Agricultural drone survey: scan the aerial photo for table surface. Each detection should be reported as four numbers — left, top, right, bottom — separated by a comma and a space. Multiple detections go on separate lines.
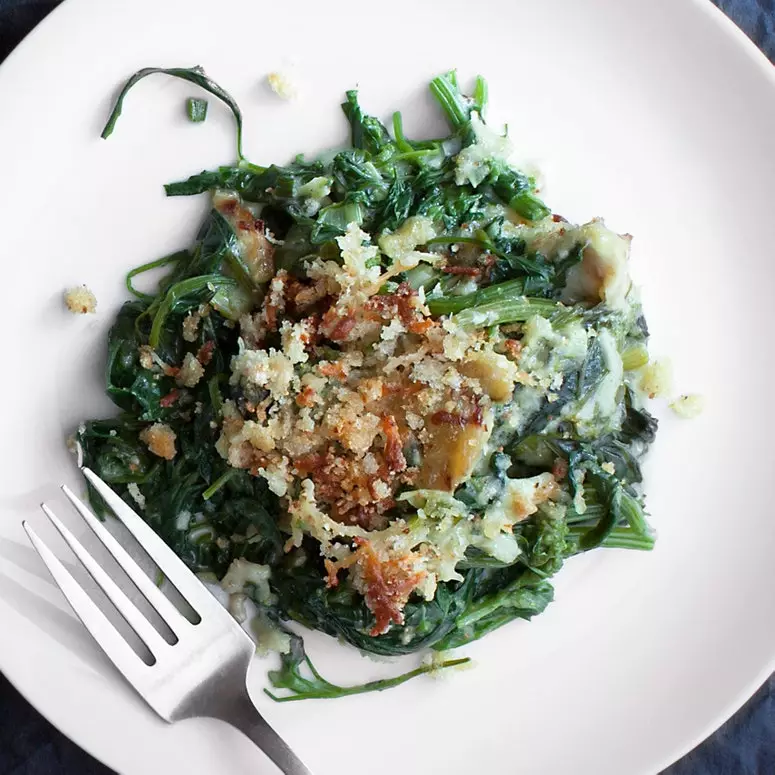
0, 1, 773, 773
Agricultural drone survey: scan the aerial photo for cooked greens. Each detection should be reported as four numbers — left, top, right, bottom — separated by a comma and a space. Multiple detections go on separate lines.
78, 67, 659, 700
186, 97, 208, 123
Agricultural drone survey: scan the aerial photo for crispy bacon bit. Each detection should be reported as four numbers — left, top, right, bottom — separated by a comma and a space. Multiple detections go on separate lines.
552, 457, 569, 480
286, 276, 326, 313
482, 253, 498, 281
162, 364, 180, 378
504, 338, 523, 359
296, 386, 316, 408
328, 315, 357, 341
430, 410, 466, 427
366, 282, 424, 330
381, 415, 406, 473
196, 340, 215, 366
318, 360, 347, 379
321, 306, 357, 342
430, 404, 484, 428
247, 457, 269, 478
441, 264, 481, 276
297, 313, 321, 349
408, 318, 435, 335
551, 213, 568, 223
352, 538, 426, 636
263, 294, 281, 332
237, 217, 265, 232
160, 389, 181, 408
292, 446, 397, 530
292, 452, 327, 476
218, 198, 238, 215
324, 556, 357, 588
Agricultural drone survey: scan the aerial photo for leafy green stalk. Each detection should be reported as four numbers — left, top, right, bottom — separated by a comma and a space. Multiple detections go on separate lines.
472, 75, 488, 116
126, 251, 187, 301
149, 274, 234, 348
428, 278, 526, 316
429, 70, 474, 129
101, 66, 246, 160
340, 91, 392, 156
391, 111, 414, 154
454, 297, 563, 328
207, 375, 224, 418
266, 637, 470, 702
186, 97, 208, 123
568, 526, 655, 552
202, 469, 238, 500
433, 572, 554, 651
509, 190, 551, 221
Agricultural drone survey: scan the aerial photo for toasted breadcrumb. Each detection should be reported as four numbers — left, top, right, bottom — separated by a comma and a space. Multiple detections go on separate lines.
64, 285, 97, 314
267, 71, 297, 100
176, 352, 205, 388
140, 423, 177, 460
126, 482, 146, 510
182, 311, 201, 342
669, 393, 705, 419
639, 358, 673, 399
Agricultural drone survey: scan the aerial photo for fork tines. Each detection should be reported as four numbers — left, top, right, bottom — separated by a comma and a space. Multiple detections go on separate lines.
23, 468, 222, 686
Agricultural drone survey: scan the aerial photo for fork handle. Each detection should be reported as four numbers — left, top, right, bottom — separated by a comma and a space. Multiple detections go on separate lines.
218, 691, 313, 775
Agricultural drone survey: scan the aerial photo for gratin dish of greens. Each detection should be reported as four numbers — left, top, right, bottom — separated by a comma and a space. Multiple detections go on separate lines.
75, 67, 660, 701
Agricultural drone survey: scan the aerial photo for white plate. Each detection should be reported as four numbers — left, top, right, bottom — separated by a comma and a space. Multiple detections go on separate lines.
1, 0, 774, 772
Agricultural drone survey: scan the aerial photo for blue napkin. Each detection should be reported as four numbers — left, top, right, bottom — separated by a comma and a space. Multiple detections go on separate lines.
0, 1, 772, 773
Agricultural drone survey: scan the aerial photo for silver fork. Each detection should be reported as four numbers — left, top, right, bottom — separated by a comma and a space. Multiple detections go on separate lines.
22, 467, 312, 775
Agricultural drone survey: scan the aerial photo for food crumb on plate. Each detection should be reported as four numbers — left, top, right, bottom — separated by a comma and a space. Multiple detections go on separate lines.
64, 285, 97, 314
266, 71, 297, 100
639, 357, 672, 399
669, 393, 705, 419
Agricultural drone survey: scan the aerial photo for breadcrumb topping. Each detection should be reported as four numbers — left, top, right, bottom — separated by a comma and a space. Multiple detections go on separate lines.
64, 285, 97, 314
669, 393, 704, 419
140, 423, 177, 460
266, 71, 297, 100
208, 217, 559, 631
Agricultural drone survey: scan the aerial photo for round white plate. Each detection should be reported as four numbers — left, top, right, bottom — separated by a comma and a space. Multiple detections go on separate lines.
1, 0, 774, 773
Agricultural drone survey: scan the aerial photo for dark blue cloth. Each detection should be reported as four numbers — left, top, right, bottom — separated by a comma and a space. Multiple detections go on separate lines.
0, 1, 772, 773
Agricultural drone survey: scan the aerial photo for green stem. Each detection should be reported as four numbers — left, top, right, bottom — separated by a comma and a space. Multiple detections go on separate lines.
391, 111, 414, 153
619, 489, 653, 538
202, 469, 237, 501
568, 526, 655, 552
509, 191, 550, 222
428, 278, 526, 316
149, 274, 228, 348
454, 297, 563, 328
429, 71, 469, 129
473, 75, 488, 115
125, 251, 186, 301
265, 657, 471, 702
208, 375, 224, 418
101, 65, 246, 160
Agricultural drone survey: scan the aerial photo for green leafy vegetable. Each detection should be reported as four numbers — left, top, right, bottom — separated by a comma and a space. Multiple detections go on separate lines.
266, 633, 470, 702
102, 66, 246, 159
186, 97, 208, 123
81, 67, 660, 702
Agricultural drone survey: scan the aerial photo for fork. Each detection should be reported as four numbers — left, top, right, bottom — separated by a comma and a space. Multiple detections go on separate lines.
22, 467, 312, 775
